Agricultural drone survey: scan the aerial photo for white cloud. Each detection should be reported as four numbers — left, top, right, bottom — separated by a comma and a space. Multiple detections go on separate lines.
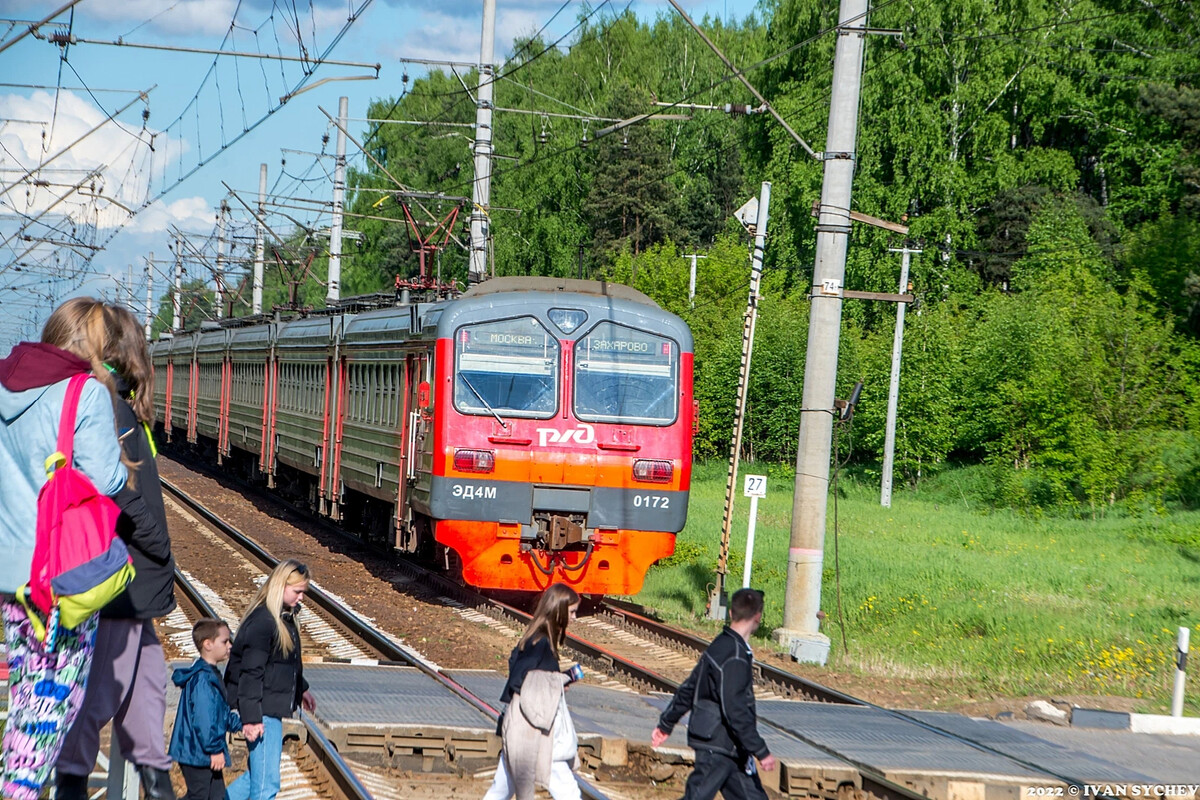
79, 0, 239, 37
130, 194, 214, 234
381, 6, 557, 65
70, 0, 356, 39
0, 89, 187, 231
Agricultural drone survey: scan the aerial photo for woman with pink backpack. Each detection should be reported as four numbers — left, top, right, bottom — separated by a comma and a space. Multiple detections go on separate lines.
0, 297, 130, 800
56, 304, 178, 800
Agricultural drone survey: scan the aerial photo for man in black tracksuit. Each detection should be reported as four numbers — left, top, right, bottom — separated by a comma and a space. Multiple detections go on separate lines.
651, 588, 776, 800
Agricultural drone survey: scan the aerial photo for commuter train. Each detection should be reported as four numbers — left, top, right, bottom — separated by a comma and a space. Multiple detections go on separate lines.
151, 277, 695, 596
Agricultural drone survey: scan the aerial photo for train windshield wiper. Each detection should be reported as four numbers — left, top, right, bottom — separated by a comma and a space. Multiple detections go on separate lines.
459, 374, 508, 429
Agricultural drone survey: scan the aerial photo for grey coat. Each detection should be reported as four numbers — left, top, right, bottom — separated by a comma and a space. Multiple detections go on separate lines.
501, 670, 573, 800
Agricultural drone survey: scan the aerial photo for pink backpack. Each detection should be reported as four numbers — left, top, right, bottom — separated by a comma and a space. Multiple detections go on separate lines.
18, 373, 135, 648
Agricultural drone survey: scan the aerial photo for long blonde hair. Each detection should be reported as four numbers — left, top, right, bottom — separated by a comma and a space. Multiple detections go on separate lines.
42, 297, 134, 479
242, 559, 309, 656
42, 296, 118, 396
518, 583, 579, 657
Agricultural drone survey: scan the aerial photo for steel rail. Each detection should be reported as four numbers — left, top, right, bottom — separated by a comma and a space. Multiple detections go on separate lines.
600, 598, 865, 705
172, 568, 376, 800
597, 606, 1102, 797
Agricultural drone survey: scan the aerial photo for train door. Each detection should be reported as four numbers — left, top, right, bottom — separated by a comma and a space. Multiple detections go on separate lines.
164, 357, 174, 443
187, 357, 199, 444
394, 351, 425, 553
218, 356, 231, 464
327, 355, 348, 521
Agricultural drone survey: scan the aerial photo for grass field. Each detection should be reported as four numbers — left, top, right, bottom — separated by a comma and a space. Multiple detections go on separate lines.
633, 461, 1200, 714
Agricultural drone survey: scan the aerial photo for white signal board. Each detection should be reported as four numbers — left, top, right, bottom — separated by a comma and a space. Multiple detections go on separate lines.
743, 474, 767, 498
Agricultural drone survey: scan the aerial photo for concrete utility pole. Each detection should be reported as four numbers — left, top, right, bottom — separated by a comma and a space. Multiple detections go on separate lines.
144, 253, 153, 340
777, 0, 869, 665
683, 253, 707, 308
327, 96, 349, 305
172, 237, 183, 331
709, 182, 771, 621
468, 0, 496, 284
215, 199, 228, 319
253, 163, 267, 315
881, 245, 920, 507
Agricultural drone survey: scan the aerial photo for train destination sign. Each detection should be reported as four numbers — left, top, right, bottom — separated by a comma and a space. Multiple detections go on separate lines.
586, 338, 653, 353
484, 332, 539, 346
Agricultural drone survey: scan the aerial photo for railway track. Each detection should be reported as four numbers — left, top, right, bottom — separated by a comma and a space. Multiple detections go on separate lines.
163, 478, 616, 800
173, 567, 374, 800
595, 599, 864, 704
162, 464, 1132, 800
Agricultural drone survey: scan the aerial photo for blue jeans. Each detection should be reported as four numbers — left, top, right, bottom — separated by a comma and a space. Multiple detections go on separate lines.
224, 716, 283, 800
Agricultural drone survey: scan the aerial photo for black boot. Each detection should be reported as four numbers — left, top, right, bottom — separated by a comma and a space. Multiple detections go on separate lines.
137, 766, 177, 800
55, 772, 89, 800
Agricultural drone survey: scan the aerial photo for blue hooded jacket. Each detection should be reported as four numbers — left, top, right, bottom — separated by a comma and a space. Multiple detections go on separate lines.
0, 343, 127, 595
169, 659, 242, 767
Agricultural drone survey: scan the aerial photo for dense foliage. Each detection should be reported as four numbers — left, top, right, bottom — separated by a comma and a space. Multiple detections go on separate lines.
239, 0, 1200, 513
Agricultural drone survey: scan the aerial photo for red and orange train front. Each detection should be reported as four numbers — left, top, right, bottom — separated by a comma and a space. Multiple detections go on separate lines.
414, 284, 694, 595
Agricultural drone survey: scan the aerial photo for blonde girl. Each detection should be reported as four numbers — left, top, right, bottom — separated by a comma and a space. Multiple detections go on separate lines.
0, 297, 128, 800
224, 560, 316, 800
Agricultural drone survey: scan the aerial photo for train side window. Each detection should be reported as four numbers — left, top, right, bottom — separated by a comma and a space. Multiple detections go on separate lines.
369, 364, 377, 424
454, 317, 558, 419
385, 363, 394, 427
372, 364, 380, 424
574, 322, 679, 425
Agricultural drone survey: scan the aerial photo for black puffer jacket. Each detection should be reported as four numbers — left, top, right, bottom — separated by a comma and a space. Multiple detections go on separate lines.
102, 375, 176, 620
225, 604, 309, 725
655, 627, 770, 760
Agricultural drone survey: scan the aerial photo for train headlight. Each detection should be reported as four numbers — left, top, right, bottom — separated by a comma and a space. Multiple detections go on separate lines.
632, 459, 673, 483
453, 449, 495, 473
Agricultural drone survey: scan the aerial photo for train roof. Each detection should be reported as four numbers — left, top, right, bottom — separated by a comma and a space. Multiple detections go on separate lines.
462, 277, 660, 308
148, 279, 689, 351
276, 314, 353, 348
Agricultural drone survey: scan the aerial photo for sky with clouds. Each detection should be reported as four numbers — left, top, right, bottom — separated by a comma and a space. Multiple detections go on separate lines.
0, 0, 761, 342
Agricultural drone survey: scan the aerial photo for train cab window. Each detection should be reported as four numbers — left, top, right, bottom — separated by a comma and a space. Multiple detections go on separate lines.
575, 322, 678, 425
454, 317, 559, 418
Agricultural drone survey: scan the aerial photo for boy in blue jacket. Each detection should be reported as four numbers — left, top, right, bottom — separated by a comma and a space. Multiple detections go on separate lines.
169, 619, 242, 800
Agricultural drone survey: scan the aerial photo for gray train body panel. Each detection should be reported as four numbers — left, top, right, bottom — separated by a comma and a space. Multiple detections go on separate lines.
273, 315, 350, 481
194, 329, 228, 442
228, 324, 275, 456
340, 306, 439, 506
169, 333, 195, 434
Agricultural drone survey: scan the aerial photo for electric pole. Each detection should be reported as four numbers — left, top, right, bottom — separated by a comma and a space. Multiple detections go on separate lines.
172, 237, 183, 331
215, 199, 228, 319
144, 253, 153, 340
253, 163, 267, 315
468, 0, 495, 284
777, 0, 869, 665
327, 95, 349, 305
709, 182, 771, 620
683, 253, 707, 308
881, 245, 920, 507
